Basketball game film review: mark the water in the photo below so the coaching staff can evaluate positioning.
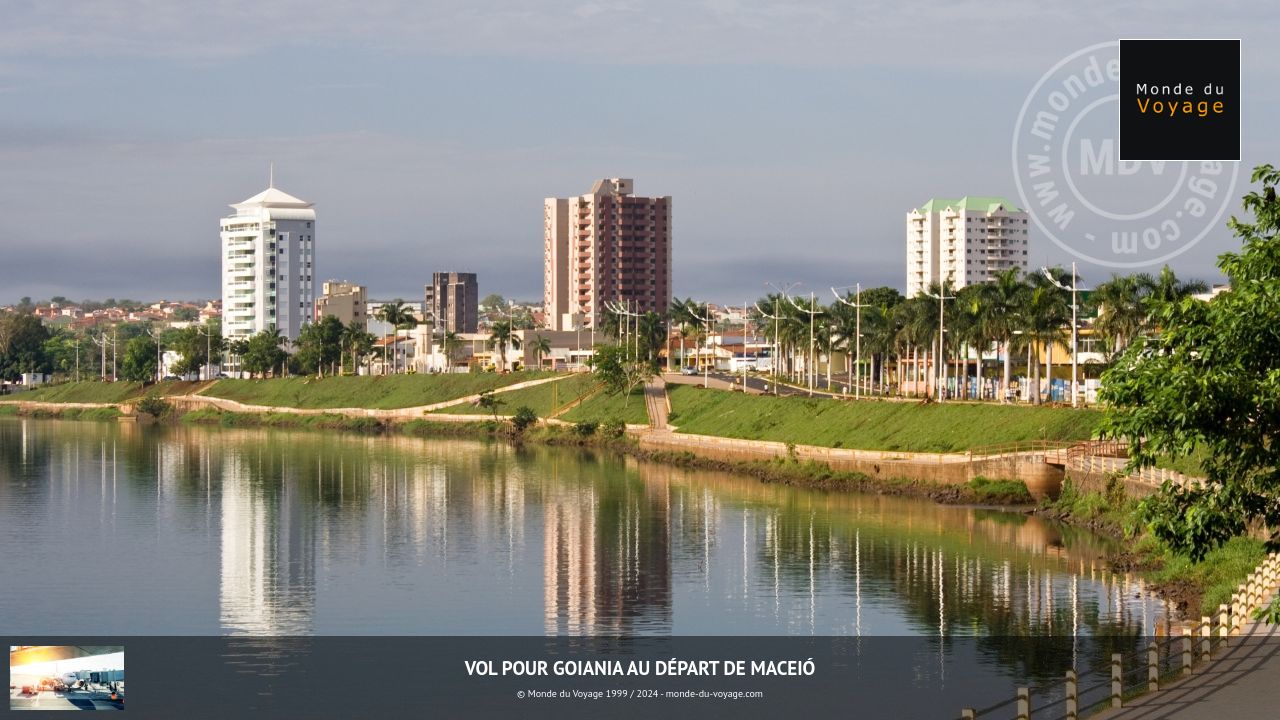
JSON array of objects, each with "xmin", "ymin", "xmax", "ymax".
[{"xmin": 0, "ymin": 417, "xmax": 1166, "ymax": 638}]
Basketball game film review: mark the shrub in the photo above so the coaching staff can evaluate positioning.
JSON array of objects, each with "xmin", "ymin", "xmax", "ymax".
[
  {"xmin": 136, "ymin": 395, "xmax": 171, "ymax": 418},
  {"xmin": 511, "ymin": 406, "xmax": 538, "ymax": 433},
  {"xmin": 600, "ymin": 418, "xmax": 626, "ymax": 439},
  {"xmin": 573, "ymin": 420, "xmax": 598, "ymax": 437}
]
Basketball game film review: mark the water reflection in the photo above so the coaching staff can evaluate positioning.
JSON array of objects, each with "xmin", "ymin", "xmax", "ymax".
[{"xmin": 0, "ymin": 418, "xmax": 1167, "ymax": 647}]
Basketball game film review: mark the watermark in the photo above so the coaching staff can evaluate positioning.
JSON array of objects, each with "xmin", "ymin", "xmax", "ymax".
[{"xmin": 1011, "ymin": 41, "xmax": 1238, "ymax": 268}]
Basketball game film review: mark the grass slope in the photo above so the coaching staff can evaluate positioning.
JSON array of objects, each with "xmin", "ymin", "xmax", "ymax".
[
  {"xmin": 561, "ymin": 387, "xmax": 650, "ymax": 425},
  {"xmin": 667, "ymin": 385, "xmax": 1102, "ymax": 452},
  {"xmin": 11, "ymin": 380, "xmax": 207, "ymax": 404},
  {"xmin": 201, "ymin": 372, "xmax": 556, "ymax": 410},
  {"xmin": 436, "ymin": 373, "xmax": 599, "ymax": 416}
]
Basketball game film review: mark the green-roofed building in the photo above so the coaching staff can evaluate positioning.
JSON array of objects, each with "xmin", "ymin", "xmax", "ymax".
[{"xmin": 906, "ymin": 195, "xmax": 1029, "ymax": 297}]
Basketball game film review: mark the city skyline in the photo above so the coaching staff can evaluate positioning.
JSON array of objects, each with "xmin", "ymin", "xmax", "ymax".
[{"xmin": 2, "ymin": 3, "xmax": 1278, "ymax": 304}]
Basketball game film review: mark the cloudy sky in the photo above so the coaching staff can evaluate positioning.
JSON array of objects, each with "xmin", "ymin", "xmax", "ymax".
[{"xmin": 2, "ymin": 1, "xmax": 1277, "ymax": 305}]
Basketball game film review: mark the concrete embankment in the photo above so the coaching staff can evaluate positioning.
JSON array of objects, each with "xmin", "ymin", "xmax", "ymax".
[{"xmin": 635, "ymin": 430, "xmax": 1065, "ymax": 499}]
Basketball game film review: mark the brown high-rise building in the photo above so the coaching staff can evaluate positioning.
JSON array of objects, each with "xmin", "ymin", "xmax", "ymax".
[
  {"xmin": 543, "ymin": 178, "xmax": 671, "ymax": 331},
  {"xmin": 424, "ymin": 272, "xmax": 478, "ymax": 333}
]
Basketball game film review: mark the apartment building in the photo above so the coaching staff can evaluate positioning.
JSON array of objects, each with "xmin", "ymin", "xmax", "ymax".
[
  {"xmin": 423, "ymin": 272, "xmax": 478, "ymax": 333},
  {"xmin": 906, "ymin": 197, "xmax": 1028, "ymax": 297},
  {"xmin": 315, "ymin": 281, "xmax": 367, "ymax": 327},
  {"xmin": 220, "ymin": 182, "xmax": 316, "ymax": 341},
  {"xmin": 544, "ymin": 178, "xmax": 671, "ymax": 331}
]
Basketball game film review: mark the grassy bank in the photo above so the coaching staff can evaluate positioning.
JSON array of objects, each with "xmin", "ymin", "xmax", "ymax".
[
  {"xmin": 433, "ymin": 373, "xmax": 598, "ymax": 416},
  {"xmin": 9, "ymin": 380, "xmax": 209, "ymax": 404},
  {"xmin": 199, "ymin": 372, "xmax": 556, "ymax": 410},
  {"xmin": 667, "ymin": 385, "xmax": 1103, "ymax": 452},
  {"xmin": 560, "ymin": 387, "xmax": 650, "ymax": 425},
  {"xmin": 0, "ymin": 404, "xmax": 122, "ymax": 421},
  {"xmin": 1040, "ymin": 478, "xmax": 1267, "ymax": 616}
]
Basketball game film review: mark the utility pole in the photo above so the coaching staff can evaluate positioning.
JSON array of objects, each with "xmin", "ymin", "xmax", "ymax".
[
  {"xmin": 686, "ymin": 304, "xmax": 712, "ymax": 389},
  {"xmin": 832, "ymin": 284, "xmax": 869, "ymax": 399},
  {"xmin": 787, "ymin": 292, "xmax": 823, "ymax": 396},
  {"xmin": 925, "ymin": 287, "xmax": 954, "ymax": 402}
]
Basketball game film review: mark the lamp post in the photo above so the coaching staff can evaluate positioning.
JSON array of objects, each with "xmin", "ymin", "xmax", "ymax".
[
  {"xmin": 1043, "ymin": 262, "xmax": 1083, "ymax": 407},
  {"xmin": 145, "ymin": 327, "xmax": 164, "ymax": 384},
  {"xmin": 924, "ymin": 287, "xmax": 954, "ymax": 402},
  {"xmin": 787, "ymin": 292, "xmax": 823, "ymax": 396},
  {"xmin": 759, "ymin": 281, "xmax": 800, "ymax": 396},
  {"xmin": 832, "ymin": 284, "xmax": 869, "ymax": 399},
  {"xmin": 686, "ymin": 304, "xmax": 713, "ymax": 389}
]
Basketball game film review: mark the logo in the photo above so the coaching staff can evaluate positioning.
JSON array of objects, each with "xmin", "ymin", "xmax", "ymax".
[{"xmin": 1011, "ymin": 41, "xmax": 1238, "ymax": 268}]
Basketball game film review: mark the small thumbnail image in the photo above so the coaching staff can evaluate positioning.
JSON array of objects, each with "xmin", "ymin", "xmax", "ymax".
[{"xmin": 10, "ymin": 646, "xmax": 124, "ymax": 711}]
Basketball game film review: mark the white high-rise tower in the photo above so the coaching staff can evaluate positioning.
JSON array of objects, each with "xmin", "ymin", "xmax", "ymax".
[{"xmin": 220, "ymin": 175, "xmax": 316, "ymax": 343}]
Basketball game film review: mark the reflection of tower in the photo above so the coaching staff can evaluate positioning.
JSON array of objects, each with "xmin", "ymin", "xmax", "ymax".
[
  {"xmin": 543, "ymin": 490, "xmax": 597, "ymax": 634},
  {"xmin": 542, "ymin": 459, "xmax": 673, "ymax": 635},
  {"xmin": 219, "ymin": 453, "xmax": 316, "ymax": 635}
]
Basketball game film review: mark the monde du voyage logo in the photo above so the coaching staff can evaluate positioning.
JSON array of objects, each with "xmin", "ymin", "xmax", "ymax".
[{"xmin": 1013, "ymin": 40, "xmax": 1240, "ymax": 268}]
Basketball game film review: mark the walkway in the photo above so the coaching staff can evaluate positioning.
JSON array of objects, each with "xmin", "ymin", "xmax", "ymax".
[
  {"xmin": 1095, "ymin": 623, "xmax": 1280, "ymax": 720},
  {"xmin": 643, "ymin": 377, "xmax": 669, "ymax": 430}
]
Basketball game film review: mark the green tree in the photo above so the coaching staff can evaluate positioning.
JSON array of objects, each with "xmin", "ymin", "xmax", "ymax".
[
  {"xmin": 476, "ymin": 389, "xmax": 505, "ymax": 421},
  {"xmin": 119, "ymin": 335, "xmax": 158, "ymax": 382},
  {"xmin": 488, "ymin": 320, "xmax": 520, "ymax": 372},
  {"xmin": 1100, "ymin": 164, "xmax": 1280, "ymax": 559},
  {"xmin": 0, "ymin": 313, "xmax": 52, "ymax": 380},
  {"xmin": 530, "ymin": 334, "xmax": 551, "ymax": 369},
  {"xmin": 376, "ymin": 300, "xmax": 414, "ymax": 374},
  {"xmin": 295, "ymin": 315, "xmax": 345, "ymax": 376},
  {"xmin": 511, "ymin": 405, "xmax": 538, "ymax": 433},
  {"xmin": 341, "ymin": 321, "xmax": 376, "ymax": 375},
  {"xmin": 242, "ymin": 329, "xmax": 287, "ymax": 379},
  {"xmin": 590, "ymin": 343, "xmax": 652, "ymax": 403}
]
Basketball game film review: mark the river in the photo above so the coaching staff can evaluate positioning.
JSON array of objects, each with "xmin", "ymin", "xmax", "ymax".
[{"xmin": 0, "ymin": 417, "xmax": 1166, "ymax": 639}]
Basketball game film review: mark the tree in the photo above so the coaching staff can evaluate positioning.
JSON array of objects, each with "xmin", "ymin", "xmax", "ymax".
[
  {"xmin": 1100, "ymin": 164, "xmax": 1280, "ymax": 559},
  {"xmin": 0, "ymin": 313, "xmax": 51, "ymax": 380},
  {"xmin": 978, "ymin": 269, "xmax": 1028, "ymax": 401},
  {"xmin": 378, "ymin": 300, "xmax": 417, "ymax": 374},
  {"xmin": 166, "ymin": 322, "xmax": 224, "ymax": 378},
  {"xmin": 488, "ymin": 320, "xmax": 520, "ymax": 372},
  {"xmin": 442, "ymin": 331, "xmax": 461, "ymax": 369},
  {"xmin": 530, "ymin": 334, "xmax": 551, "ymax": 369},
  {"xmin": 341, "ymin": 321, "xmax": 375, "ymax": 375},
  {"xmin": 480, "ymin": 294, "xmax": 506, "ymax": 313},
  {"xmin": 242, "ymin": 329, "xmax": 287, "ymax": 379},
  {"xmin": 119, "ymin": 335, "xmax": 158, "ymax": 382},
  {"xmin": 295, "ymin": 316, "xmax": 345, "ymax": 376},
  {"xmin": 1092, "ymin": 272, "xmax": 1155, "ymax": 359},
  {"xmin": 511, "ymin": 406, "xmax": 538, "ymax": 433},
  {"xmin": 475, "ymin": 389, "xmax": 505, "ymax": 421},
  {"xmin": 590, "ymin": 343, "xmax": 652, "ymax": 403}
]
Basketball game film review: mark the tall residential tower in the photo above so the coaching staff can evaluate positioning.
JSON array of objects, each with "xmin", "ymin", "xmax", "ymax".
[
  {"xmin": 543, "ymin": 178, "xmax": 671, "ymax": 331},
  {"xmin": 905, "ymin": 196, "xmax": 1028, "ymax": 297},
  {"xmin": 220, "ymin": 182, "xmax": 316, "ymax": 342},
  {"xmin": 424, "ymin": 272, "xmax": 478, "ymax": 333}
]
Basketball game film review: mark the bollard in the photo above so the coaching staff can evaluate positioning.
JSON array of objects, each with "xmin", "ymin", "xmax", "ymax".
[
  {"xmin": 1148, "ymin": 641, "xmax": 1159, "ymax": 693},
  {"xmin": 1201, "ymin": 616, "xmax": 1212, "ymax": 661},
  {"xmin": 1065, "ymin": 669, "xmax": 1078, "ymax": 720},
  {"xmin": 1182, "ymin": 629, "xmax": 1193, "ymax": 676},
  {"xmin": 1017, "ymin": 687, "xmax": 1030, "ymax": 720},
  {"xmin": 1232, "ymin": 593, "xmax": 1243, "ymax": 635},
  {"xmin": 961, "ymin": 709, "xmax": 975, "ymax": 720},
  {"xmin": 1111, "ymin": 653, "xmax": 1122, "ymax": 708},
  {"xmin": 1219, "ymin": 604, "xmax": 1230, "ymax": 644}
]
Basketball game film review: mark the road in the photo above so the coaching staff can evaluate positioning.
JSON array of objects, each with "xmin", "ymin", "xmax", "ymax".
[{"xmin": 10, "ymin": 687, "xmax": 124, "ymax": 711}]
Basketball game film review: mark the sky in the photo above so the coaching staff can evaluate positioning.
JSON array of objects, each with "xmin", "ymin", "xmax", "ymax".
[{"xmin": 1, "ymin": 1, "xmax": 1278, "ymax": 305}]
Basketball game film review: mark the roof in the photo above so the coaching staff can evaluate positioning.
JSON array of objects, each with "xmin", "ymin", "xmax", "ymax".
[
  {"xmin": 915, "ymin": 196, "xmax": 1022, "ymax": 214},
  {"xmin": 231, "ymin": 185, "xmax": 313, "ymax": 210}
]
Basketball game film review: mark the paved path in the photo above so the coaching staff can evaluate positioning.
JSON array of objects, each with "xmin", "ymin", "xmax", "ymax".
[
  {"xmin": 1095, "ymin": 623, "xmax": 1280, "ymax": 720},
  {"xmin": 643, "ymin": 377, "xmax": 669, "ymax": 429}
]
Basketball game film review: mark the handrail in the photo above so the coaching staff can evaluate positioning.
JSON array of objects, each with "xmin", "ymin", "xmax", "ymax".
[{"xmin": 958, "ymin": 550, "xmax": 1280, "ymax": 719}]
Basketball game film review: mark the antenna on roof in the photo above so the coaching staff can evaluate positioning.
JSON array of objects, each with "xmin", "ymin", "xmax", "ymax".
[{"xmin": 269, "ymin": 162, "xmax": 275, "ymax": 188}]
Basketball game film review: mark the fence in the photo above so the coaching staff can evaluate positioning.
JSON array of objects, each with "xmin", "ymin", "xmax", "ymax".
[{"xmin": 955, "ymin": 551, "xmax": 1280, "ymax": 720}]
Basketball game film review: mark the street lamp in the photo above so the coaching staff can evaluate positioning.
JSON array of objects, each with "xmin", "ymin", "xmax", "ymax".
[
  {"xmin": 924, "ymin": 287, "xmax": 954, "ymax": 402},
  {"xmin": 759, "ymin": 281, "xmax": 800, "ymax": 395},
  {"xmin": 685, "ymin": 303, "xmax": 713, "ymax": 389},
  {"xmin": 831, "ymin": 284, "xmax": 869, "ymax": 399},
  {"xmin": 1043, "ymin": 262, "xmax": 1084, "ymax": 407},
  {"xmin": 787, "ymin": 292, "xmax": 823, "ymax": 397}
]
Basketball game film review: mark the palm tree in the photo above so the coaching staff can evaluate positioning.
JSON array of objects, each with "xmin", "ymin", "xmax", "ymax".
[
  {"xmin": 376, "ymin": 300, "xmax": 412, "ymax": 374},
  {"xmin": 1146, "ymin": 265, "xmax": 1209, "ymax": 313},
  {"xmin": 340, "ymin": 321, "xmax": 375, "ymax": 375},
  {"xmin": 442, "ymin": 331, "xmax": 460, "ymax": 370},
  {"xmin": 531, "ymin": 334, "xmax": 551, "ymax": 370},
  {"xmin": 1091, "ymin": 272, "xmax": 1154, "ymax": 360},
  {"xmin": 1020, "ymin": 272, "xmax": 1070, "ymax": 404},
  {"xmin": 978, "ymin": 268, "xmax": 1027, "ymax": 401},
  {"xmin": 489, "ymin": 320, "xmax": 520, "ymax": 372}
]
